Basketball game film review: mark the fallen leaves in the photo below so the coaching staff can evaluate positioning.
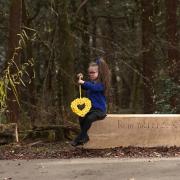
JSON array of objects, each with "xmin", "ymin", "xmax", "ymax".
[{"xmin": 0, "ymin": 142, "xmax": 180, "ymax": 160}]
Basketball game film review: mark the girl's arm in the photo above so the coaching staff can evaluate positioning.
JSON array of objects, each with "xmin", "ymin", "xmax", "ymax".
[
  {"xmin": 78, "ymin": 78, "xmax": 104, "ymax": 91},
  {"xmin": 81, "ymin": 81, "xmax": 104, "ymax": 91},
  {"xmin": 77, "ymin": 74, "xmax": 88, "ymax": 90},
  {"xmin": 78, "ymin": 79, "xmax": 87, "ymax": 90}
]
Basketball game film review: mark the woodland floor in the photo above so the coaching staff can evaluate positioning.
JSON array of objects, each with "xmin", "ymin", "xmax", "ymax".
[{"xmin": 1, "ymin": 140, "xmax": 180, "ymax": 160}]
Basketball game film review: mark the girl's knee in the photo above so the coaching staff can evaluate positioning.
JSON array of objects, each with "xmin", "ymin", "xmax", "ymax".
[{"xmin": 85, "ymin": 117, "xmax": 93, "ymax": 123}]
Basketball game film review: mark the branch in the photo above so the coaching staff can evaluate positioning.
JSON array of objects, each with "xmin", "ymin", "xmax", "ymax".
[{"xmin": 76, "ymin": 0, "xmax": 89, "ymax": 15}]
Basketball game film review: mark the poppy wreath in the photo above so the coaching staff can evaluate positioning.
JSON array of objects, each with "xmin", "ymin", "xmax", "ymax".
[{"xmin": 71, "ymin": 97, "xmax": 91, "ymax": 117}]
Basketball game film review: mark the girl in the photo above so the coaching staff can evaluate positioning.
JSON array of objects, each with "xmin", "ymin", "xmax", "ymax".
[{"xmin": 71, "ymin": 57, "xmax": 111, "ymax": 146}]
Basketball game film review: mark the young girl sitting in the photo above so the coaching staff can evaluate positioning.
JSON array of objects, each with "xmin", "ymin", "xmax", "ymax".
[{"xmin": 71, "ymin": 57, "xmax": 111, "ymax": 146}]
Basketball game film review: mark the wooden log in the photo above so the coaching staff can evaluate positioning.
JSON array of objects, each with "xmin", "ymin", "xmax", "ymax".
[
  {"xmin": 23, "ymin": 124, "xmax": 80, "ymax": 142},
  {"xmin": 84, "ymin": 114, "xmax": 180, "ymax": 149},
  {"xmin": 32, "ymin": 124, "xmax": 79, "ymax": 133},
  {"xmin": 0, "ymin": 123, "xmax": 18, "ymax": 145},
  {"xmin": 24, "ymin": 129, "xmax": 59, "ymax": 142}
]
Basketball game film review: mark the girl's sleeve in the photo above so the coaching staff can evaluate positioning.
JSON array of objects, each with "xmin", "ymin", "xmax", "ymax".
[
  {"xmin": 81, "ymin": 84, "xmax": 88, "ymax": 90},
  {"xmin": 82, "ymin": 81, "xmax": 104, "ymax": 91}
]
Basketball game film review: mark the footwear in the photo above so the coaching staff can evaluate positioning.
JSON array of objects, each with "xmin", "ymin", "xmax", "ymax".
[
  {"xmin": 78, "ymin": 136, "xmax": 89, "ymax": 144},
  {"xmin": 70, "ymin": 136, "xmax": 89, "ymax": 147},
  {"xmin": 70, "ymin": 140, "xmax": 83, "ymax": 147}
]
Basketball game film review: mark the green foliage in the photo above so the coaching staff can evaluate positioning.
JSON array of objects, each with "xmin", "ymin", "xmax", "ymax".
[
  {"xmin": 0, "ymin": 113, "xmax": 6, "ymax": 124},
  {"xmin": 0, "ymin": 0, "xmax": 179, "ymax": 119},
  {"xmin": 155, "ymin": 77, "xmax": 180, "ymax": 113},
  {"xmin": 0, "ymin": 30, "xmax": 35, "ymax": 118}
]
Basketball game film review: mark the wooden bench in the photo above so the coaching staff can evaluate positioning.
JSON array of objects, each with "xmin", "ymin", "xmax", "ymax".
[{"xmin": 83, "ymin": 114, "xmax": 180, "ymax": 149}]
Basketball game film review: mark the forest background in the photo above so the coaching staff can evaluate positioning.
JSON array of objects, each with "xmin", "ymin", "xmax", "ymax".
[{"xmin": 0, "ymin": 0, "xmax": 179, "ymax": 131}]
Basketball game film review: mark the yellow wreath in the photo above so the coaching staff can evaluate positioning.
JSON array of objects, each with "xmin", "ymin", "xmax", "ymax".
[{"xmin": 70, "ymin": 85, "xmax": 91, "ymax": 117}]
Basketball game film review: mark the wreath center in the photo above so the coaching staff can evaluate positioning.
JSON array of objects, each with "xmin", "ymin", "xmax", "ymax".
[
  {"xmin": 71, "ymin": 97, "xmax": 91, "ymax": 117},
  {"xmin": 77, "ymin": 103, "xmax": 85, "ymax": 110}
]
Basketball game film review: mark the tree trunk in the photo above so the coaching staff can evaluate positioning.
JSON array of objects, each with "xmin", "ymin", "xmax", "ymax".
[
  {"xmin": 165, "ymin": 0, "xmax": 179, "ymax": 84},
  {"xmin": 165, "ymin": 0, "xmax": 179, "ymax": 113},
  {"xmin": 56, "ymin": 0, "xmax": 75, "ymax": 120},
  {"xmin": 81, "ymin": 1, "xmax": 90, "ymax": 70},
  {"xmin": 6, "ymin": 0, "xmax": 24, "ymax": 123},
  {"xmin": 22, "ymin": 0, "xmax": 36, "ymax": 127},
  {"xmin": 141, "ymin": 0, "xmax": 155, "ymax": 113}
]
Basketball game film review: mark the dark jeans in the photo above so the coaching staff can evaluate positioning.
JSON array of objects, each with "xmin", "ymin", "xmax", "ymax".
[{"xmin": 76, "ymin": 109, "xmax": 107, "ymax": 141}]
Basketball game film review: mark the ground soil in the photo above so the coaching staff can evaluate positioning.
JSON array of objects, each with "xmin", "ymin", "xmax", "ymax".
[{"xmin": 1, "ymin": 141, "xmax": 180, "ymax": 160}]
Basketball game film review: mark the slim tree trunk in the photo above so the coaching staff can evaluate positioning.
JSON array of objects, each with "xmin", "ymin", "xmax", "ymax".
[
  {"xmin": 165, "ymin": 0, "xmax": 179, "ymax": 112},
  {"xmin": 141, "ymin": 0, "xmax": 155, "ymax": 113},
  {"xmin": 100, "ymin": 17, "xmax": 119, "ymax": 112},
  {"xmin": 81, "ymin": 1, "xmax": 90, "ymax": 70},
  {"xmin": 165, "ymin": 0, "xmax": 179, "ymax": 84},
  {"xmin": 6, "ymin": 0, "xmax": 23, "ymax": 123},
  {"xmin": 22, "ymin": 0, "xmax": 36, "ymax": 127},
  {"xmin": 56, "ymin": 0, "xmax": 75, "ymax": 120}
]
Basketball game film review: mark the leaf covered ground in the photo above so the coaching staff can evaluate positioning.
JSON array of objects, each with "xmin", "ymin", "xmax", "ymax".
[{"xmin": 1, "ymin": 141, "xmax": 180, "ymax": 160}]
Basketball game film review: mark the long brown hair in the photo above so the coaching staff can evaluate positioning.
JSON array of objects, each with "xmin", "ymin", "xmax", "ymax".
[{"xmin": 89, "ymin": 57, "xmax": 111, "ymax": 97}]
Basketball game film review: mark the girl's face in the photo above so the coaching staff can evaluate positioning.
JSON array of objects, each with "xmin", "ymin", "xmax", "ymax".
[{"xmin": 88, "ymin": 66, "xmax": 99, "ymax": 81}]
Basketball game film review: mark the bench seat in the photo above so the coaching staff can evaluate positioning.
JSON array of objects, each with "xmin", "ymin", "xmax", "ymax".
[{"xmin": 84, "ymin": 114, "xmax": 180, "ymax": 149}]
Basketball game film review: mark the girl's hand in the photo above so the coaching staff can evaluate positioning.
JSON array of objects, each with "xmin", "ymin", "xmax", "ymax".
[
  {"xmin": 78, "ymin": 79, "xmax": 85, "ymax": 84},
  {"xmin": 77, "ymin": 73, "xmax": 83, "ymax": 79}
]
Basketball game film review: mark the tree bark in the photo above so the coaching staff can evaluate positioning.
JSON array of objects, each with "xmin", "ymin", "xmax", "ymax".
[
  {"xmin": 141, "ymin": 0, "xmax": 156, "ymax": 113},
  {"xmin": 165, "ymin": 0, "xmax": 179, "ymax": 112},
  {"xmin": 6, "ymin": 0, "xmax": 23, "ymax": 123},
  {"xmin": 81, "ymin": 0, "xmax": 90, "ymax": 70},
  {"xmin": 165, "ymin": 0, "xmax": 179, "ymax": 84},
  {"xmin": 22, "ymin": 0, "xmax": 36, "ymax": 127},
  {"xmin": 56, "ymin": 0, "xmax": 75, "ymax": 120}
]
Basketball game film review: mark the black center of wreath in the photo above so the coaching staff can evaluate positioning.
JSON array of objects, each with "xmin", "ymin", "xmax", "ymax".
[{"xmin": 77, "ymin": 104, "xmax": 85, "ymax": 110}]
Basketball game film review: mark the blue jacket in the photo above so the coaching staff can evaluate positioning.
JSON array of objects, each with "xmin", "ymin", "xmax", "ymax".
[{"xmin": 82, "ymin": 81, "xmax": 106, "ymax": 112}]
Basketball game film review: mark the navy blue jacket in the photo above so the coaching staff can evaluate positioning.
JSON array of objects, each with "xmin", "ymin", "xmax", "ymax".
[{"xmin": 82, "ymin": 81, "xmax": 106, "ymax": 113}]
